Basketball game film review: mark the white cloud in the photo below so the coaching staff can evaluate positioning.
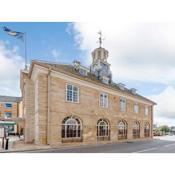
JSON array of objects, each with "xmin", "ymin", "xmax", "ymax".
[
  {"xmin": 149, "ymin": 86, "xmax": 175, "ymax": 126},
  {"xmin": 71, "ymin": 22, "xmax": 175, "ymax": 126},
  {"xmin": 71, "ymin": 22, "xmax": 175, "ymax": 85},
  {"xmin": 0, "ymin": 41, "xmax": 24, "ymax": 96},
  {"xmin": 51, "ymin": 49, "xmax": 61, "ymax": 61}
]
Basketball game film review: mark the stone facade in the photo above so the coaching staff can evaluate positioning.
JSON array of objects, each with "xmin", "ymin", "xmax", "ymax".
[
  {"xmin": 20, "ymin": 71, "xmax": 35, "ymax": 142},
  {"xmin": 20, "ymin": 66, "xmax": 155, "ymax": 145},
  {"xmin": 20, "ymin": 46, "xmax": 155, "ymax": 146}
]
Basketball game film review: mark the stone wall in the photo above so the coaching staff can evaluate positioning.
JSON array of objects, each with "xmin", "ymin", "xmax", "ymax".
[
  {"xmin": 22, "ymin": 69, "xmax": 154, "ymax": 146},
  {"xmin": 45, "ymin": 75, "xmax": 153, "ymax": 145},
  {"xmin": 34, "ymin": 74, "xmax": 48, "ymax": 144},
  {"xmin": 23, "ymin": 77, "xmax": 35, "ymax": 143}
]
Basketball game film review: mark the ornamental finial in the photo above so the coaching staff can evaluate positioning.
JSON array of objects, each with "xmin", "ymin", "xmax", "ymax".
[{"xmin": 98, "ymin": 31, "xmax": 104, "ymax": 47}]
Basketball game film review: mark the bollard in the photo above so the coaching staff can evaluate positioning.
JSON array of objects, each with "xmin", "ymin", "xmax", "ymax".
[
  {"xmin": 5, "ymin": 138, "xmax": 9, "ymax": 150},
  {"xmin": 2, "ymin": 138, "xmax": 4, "ymax": 149}
]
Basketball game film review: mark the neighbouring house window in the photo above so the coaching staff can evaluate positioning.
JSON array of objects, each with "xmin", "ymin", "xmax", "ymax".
[
  {"xmin": 62, "ymin": 116, "xmax": 82, "ymax": 139},
  {"xmin": 66, "ymin": 84, "xmax": 79, "ymax": 103},
  {"xmin": 119, "ymin": 97, "xmax": 126, "ymax": 112},
  {"xmin": 133, "ymin": 121, "xmax": 140, "ymax": 139},
  {"xmin": 4, "ymin": 112, "xmax": 12, "ymax": 119},
  {"xmin": 100, "ymin": 93, "xmax": 108, "ymax": 108},
  {"xmin": 134, "ymin": 103, "xmax": 139, "ymax": 113},
  {"xmin": 97, "ymin": 119, "xmax": 110, "ymax": 141},
  {"xmin": 5, "ymin": 103, "xmax": 12, "ymax": 108},
  {"xmin": 144, "ymin": 122, "xmax": 150, "ymax": 137},
  {"xmin": 145, "ymin": 106, "xmax": 149, "ymax": 116},
  {"xmin": 118, "ymin": 120, "xmax": 127, "ymax": 140}
]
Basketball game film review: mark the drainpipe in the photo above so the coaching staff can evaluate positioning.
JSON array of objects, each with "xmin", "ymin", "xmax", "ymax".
[
  {"xmin": 47, "ymin": 68, "xmax": 51, "ymax": 145},
  {"xmin": 151, "ymin": 106, "xmax": 153, "ymax": 138},
  {"xmin": 16, "ymin": 102, "xmax": 19, "ymax": 135}
]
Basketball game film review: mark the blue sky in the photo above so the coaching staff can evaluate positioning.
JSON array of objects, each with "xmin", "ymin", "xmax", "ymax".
[
  {"xmin": 0, "ymin": 22, "xmax": 86, "ymax": 64},
  {"xmin": 0, "ymin": 22, "xmax": 168, "ymax": 96},
  {"xmin": 0, "ymin": 22, "xmax": 175, "ymax": 126},
  {"xmin": 0, "ymin": 22, "xmax": 168, "ymax": 95}
]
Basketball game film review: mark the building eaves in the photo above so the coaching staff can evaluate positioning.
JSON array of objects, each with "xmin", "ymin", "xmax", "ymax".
[
  {"xmin": 29, "ymin": 60, "xmax": 156, "ymax": 105},
  {"xmin": 0, "ymin": 96, "xmax": 21, "ymax": 103}
]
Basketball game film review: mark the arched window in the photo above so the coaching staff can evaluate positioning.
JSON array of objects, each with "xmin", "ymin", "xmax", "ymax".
[
  {"xmin": 118, "ymin": 120, "xmax": 127, "ymax": 140},
  {"xmin": 62, "ymin": 116, "xmax": 82, "ymax": 139},
  {"xmin": 97, "ymin": 119, "xmax": 110, "ymax": 141},
  {"xmin": 133, "ymin": 121, "xmax": 140, "ymax": 139},
  {"xmin": 144, "ymin": 122, "xmax": 150, "ymax": 137}
]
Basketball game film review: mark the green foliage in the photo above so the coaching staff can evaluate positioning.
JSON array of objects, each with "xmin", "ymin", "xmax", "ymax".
[{"xmin": 158, "ymin": 125, "xmax": 170, "ymax": 133}]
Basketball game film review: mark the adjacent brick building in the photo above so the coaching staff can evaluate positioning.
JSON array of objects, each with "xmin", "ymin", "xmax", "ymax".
[
  {"xmin": 20, "ymin": 45, "xmax": 156, "ymax": 146},
  {"xmin": 0, "ymin": 95, "xmax": 22, "ymax": 134}
]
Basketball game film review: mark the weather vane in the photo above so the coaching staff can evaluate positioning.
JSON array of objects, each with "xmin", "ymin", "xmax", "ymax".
[{"xmin": 98, "ymin": 31, "xmax": 105, "ymax": 48}]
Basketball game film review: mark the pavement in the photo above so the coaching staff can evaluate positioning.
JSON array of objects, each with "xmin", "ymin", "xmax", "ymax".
[
  {"xmin": 0, "ymin": 135, "xmax": 23, "ymax": 151},
  {"xmin": 27, "ymin": 135, "xmax": 175, "ymax": 153},
  {"xmin": 0, "ymin": 135, "xmax": 51, "ymax": 152},
  {"xmin": 1, "ymin": 135, "xmax": 175, "ymax": 153}
]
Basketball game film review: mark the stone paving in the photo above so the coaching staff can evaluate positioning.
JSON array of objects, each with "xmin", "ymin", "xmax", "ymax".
[
  {"xmin": 0, "ymin": 136, "xmax": 24, "ymax": 152},
  {"xmin": 1, "ymin": 135, "xmax": 123, "ymax": 152},
  {"xmin": 0, "ymin": 135, "xmax": 95, "ymax": 152},
  {"xmin": 0, "ymin": 136, "xmax": 52, "ymax": 152},
  {"xmin": 1, "ymin": 135, "xmax": 175, "ymax": 153}
]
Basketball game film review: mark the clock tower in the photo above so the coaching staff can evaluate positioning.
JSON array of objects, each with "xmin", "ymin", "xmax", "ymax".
[{"xmin": 90, "ymin": 31, "xmax": 112, "ymax": 84}]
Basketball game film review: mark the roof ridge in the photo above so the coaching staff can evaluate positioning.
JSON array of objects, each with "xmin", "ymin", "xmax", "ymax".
[{"xmin": 30, "ymin": 60, "xmax": 156, "ymax": 105}]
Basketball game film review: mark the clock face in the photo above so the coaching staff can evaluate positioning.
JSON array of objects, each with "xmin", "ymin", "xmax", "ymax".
[{"xmin": 91, "ymin": 61, "xmax": 111, "ymax": 80}]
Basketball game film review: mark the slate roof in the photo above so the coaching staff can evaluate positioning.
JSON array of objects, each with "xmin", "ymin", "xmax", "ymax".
[
  {"xmin": 0, "ymin": 95, "xmax": 21, "ymax": 103},
  {"xmin": 29, "ymin": 60, "xmax": 156, "ymax": 105}
]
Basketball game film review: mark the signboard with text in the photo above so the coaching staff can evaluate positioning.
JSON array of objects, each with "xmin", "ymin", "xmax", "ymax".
[{"xmin": 0, "ymin": 127, "xmax": 5, "ymax": 138}]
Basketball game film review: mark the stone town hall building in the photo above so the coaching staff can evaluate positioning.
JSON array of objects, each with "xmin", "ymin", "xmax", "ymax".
[{"xmin": 20, "ymin": 41, "xmax": 156, "ymax": 146}]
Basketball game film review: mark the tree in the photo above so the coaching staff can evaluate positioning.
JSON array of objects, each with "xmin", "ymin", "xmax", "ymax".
[{"xmin": 159, "ymin": 125, "xmax": 170, "ymax": 134}]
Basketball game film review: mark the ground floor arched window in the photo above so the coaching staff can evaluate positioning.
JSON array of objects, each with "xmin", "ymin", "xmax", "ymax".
[
  {"xmin": 144, "ymin": 122, "xmax": 150, "ymax": 137},
  {"xmin": 97, "ymin": 119, "xmax": 110, "ymax": 141},
  {"xmin": 118, "ymin": 120, "xmax": 127, "ymax": 140},
  {"xmin": 62, "ymin": 116, "xmax": 82, "ymax": 141},
  {"xmin": 133, "ymin": 121, "xmax": 140, "ymax": 139}
]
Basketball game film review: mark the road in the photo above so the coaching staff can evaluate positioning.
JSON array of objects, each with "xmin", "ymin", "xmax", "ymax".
[{"xmin": 24, "ymin": 135, "xmax": 175, "ymax": 153}]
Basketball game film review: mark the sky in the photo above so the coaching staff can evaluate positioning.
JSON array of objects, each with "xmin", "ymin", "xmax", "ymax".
[{"xmin": 0, "ymin": 22, "xmax": 175, "ymax": 126}]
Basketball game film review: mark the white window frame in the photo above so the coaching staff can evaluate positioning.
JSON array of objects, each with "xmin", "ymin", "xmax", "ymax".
[
  {"xmin": 66, "ymin": 83, "xmax": 79, "ymax": 103},
  {"xmin": 4, "ymin": 103, "xmax": 13, "ymax": 108},
  {"xmin": 145, "ymin": 106, "xmax": 149, "ymax": 116},
  {"xmin": 119, "ymin": 97, "xmax": 126, "ymax": 112},
  {"xmin": 97, "ymin": 119, "xmax": 109, "ymax": 137},
  {"xmin": 102, "ymin": 76, "xmax": 109, "ymax": 84},
  {"xmin": 4, "ymin": 112, "xmax": 12, "ymax": 119},
  {"xmin": 99, "ymin": 93, "xmax": 108, "ymax": 108},
  {"xmin": 134, "ymin": 102, "xmax": 139, "ymax": 113},
  {"xmin": 62, "ymin": 117, "xmax": 82, "ymax": 138}
]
